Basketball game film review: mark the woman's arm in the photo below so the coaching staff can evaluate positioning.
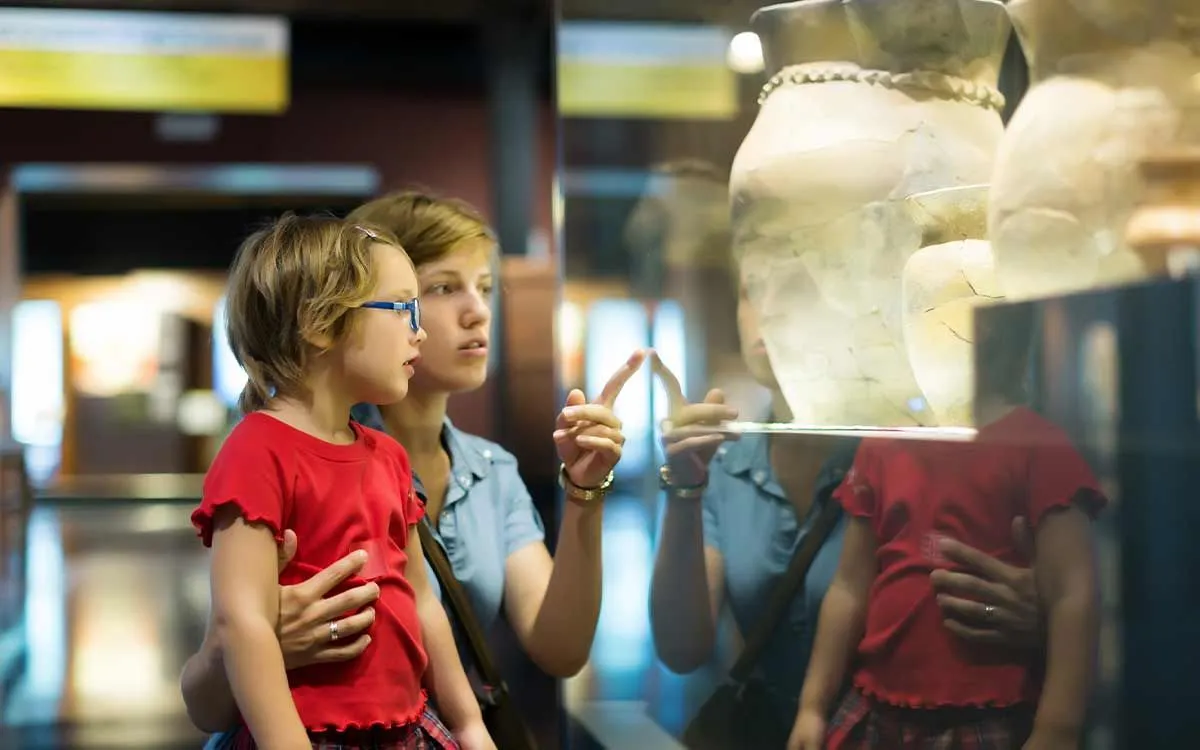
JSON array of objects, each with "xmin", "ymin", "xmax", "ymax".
[
  {"xmin": 501, "ymin": 352, "xmax": 645, "ymax": 677},
  {"xmin": 649, "ymin": 492, "xmax": 726, "ymax": 673},
  {"xmin": 503, "ymin": 501, "xmax": 603, "ymax": 677},
  {"xmin": 180, "ymin": 615, "xmax": 236, "ymax": 733},
  {"xmin": 647, "ymin": 360, "xmax": 738, "ymax": 672},
  {"xmin": 1025, "ymin": 506, "xmax": 1098, "ymax": 748},
  {"xmin": 180, "ymin": 531, "xmax": 381, "ymax": 733},
  {"xmin": 406, "ymin": 527, "xmax": 488, "ymax": 739},
  {"xmin": 790, "ymin": 516, "xmax": 878, "ymax": 750},
  {"xmin": 209, "ymin": 508, "xmax": 310, "ymax": 749}
]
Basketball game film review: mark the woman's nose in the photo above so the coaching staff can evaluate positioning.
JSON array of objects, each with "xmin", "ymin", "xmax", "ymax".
[{"xmin": 463, "ymin": 292, "xmax": 491, "ymax": 325}]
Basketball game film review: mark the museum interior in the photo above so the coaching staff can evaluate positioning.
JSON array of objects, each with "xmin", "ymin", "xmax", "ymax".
[{"xmin": 0, "ymin": 0, "xmax": 1197, "ymax": 748}]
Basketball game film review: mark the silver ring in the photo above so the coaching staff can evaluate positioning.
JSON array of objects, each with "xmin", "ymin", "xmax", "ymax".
[
  {"xmin": 329, "ymin": 621, "xmax": 340, "ymax": 642},
  {"xmin": 983, "ymin": 604, "xmax": 996, "ymax": 620}
]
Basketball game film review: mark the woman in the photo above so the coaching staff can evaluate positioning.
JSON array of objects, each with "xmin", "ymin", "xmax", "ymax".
[
  {"xmin": 181, "ymin": 190, "xmax": 644, "ymax": 737},
  {"xmin": 648, "ymin": 273, "xmax": 1044, "ymax": 740}
]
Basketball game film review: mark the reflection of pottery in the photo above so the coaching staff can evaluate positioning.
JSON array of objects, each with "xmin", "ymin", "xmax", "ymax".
[
  {"xmin": 1125, "ymin": 148, "xmax": 1200, "ymax": 278},
  {"xmin": 902, "ymin": 185, "xmax": 1002, "ymax": 426},
  {"xmin": 731, "ymin": 0, "xmax": 1010, "ymax": 426},
  {"xmin": 624, "ymin": 161, "xmax": 741, "ymax": 394},
  {"xmin": 989, "ymin": 0, "xmax": 1200, "ymax": 300}
]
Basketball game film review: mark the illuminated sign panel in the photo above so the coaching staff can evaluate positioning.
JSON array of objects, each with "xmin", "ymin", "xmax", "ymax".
[{"xmin": 0, "ymin": 8, "xmax": 288, "ymax": 113}]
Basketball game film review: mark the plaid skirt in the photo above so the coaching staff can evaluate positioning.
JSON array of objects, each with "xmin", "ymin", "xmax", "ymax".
[
  {"xmin": 206, "ymin": 707, "xmax": 458, "ymax": 750},
  {"xmin": 824, "ymin": 688, "xmax": 1034, "ymax": 750}
]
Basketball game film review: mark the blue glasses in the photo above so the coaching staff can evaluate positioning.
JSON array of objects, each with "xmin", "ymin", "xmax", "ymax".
[{"xmin": 360, "ymin": 299, "xmax": 421, "ymax": 332}]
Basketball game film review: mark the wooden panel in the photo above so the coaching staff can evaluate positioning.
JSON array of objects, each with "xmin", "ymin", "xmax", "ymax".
[
  {"xmin": 499, "ymin": 256, "xmax": 559, "ymax": 486},
  {"xmin": 0, "ymin": 180, "xmax": 16, "ymax": 446}
]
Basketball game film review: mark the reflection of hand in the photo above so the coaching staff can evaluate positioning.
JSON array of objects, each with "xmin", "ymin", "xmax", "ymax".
[
  {"xmin": 931, "ymin": 517, "xmax": 1041, "ymax": 649},
  {"xmin": 556, "ymin": 349, "xmax": 646, "ymax": 490},
  {"xmin": 786, "ymin": 709, "xmax": 827, "ymax": 750},
  {"xmin": 276, "ymin": 530, "xmax": 380, "ymax": 669},
  {"xmin": 650, "ymin": 351, "xmax": 738, "ymax": 487}
]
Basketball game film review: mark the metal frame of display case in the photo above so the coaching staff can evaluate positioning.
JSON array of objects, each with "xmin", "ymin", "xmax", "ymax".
[{"xmin": 975, "ymin": 276, "xmax": 1200, "ymax": 748}]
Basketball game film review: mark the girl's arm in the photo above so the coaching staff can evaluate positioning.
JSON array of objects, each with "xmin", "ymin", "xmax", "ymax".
[
  {"xmin": 791, "ymin": 516, "xmax": 878, "ymax": 748},
  {"xmin": 406, "ymin": 526, "xmax": 488, "ymax": 737},
  {"xmin": 210, "ymin": 506, "xmax": 310, "ymax": 749},
  {"xmin": 1025, "ymin": 505, "xmax": 1098, "ymax": 748}
]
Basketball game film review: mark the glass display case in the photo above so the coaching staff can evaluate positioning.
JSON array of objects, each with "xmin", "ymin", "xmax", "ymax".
[{"xmin": 555, "ymin": 0, "xmax": 1200, "ymax": 748}]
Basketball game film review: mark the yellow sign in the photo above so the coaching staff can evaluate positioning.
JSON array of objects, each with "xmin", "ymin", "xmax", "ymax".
[
  {"xmin": 0, "ymin": 9, "xmax": 288, "ymax": 113},
  {"xmin": 558, "ymin": 23, "xmax": 736, "ymax": 121}
]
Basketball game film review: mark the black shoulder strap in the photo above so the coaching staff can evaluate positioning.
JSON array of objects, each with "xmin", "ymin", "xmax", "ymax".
[
  {"xmin": 419, "ymin": 519, "xmax": 506, "ymax": 689},
  {"xmin": 729, "ymin": 499, "xmax": 842, "ymax": 683}
]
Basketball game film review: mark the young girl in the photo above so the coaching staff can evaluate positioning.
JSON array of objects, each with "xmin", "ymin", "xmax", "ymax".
[
  {"xmin": 191, "ymin": 215, "xmax": 493, "ymax": 750},
  {"xmin": 790, "ymin": 304, "xmax": 1105, "ymax": 750}
]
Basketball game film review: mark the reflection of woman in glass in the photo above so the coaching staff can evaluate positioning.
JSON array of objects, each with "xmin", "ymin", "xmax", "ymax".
[
  {"xmin": 182, "ymin": 191, "xmax": 644, "ymax": 741},
  {"xmin": 649, "ymin": 271, "xmax": 1045, "ymax": 744},
  {"xmin": 790, "ymin": 305, "xmax": 1105, "ymax": 750}
]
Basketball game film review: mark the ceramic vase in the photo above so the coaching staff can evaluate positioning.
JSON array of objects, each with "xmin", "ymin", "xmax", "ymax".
[
  {"xmin": 989, "ymin": 0, "xmax": 1200, "ymax": 301},
  {"xmin": 901, "ymin": 185, "xmax": 1002, "ymax": 427},
  {"xmin": 730, "ymin": 0, "xmax": 1010, "ymax": 426}
]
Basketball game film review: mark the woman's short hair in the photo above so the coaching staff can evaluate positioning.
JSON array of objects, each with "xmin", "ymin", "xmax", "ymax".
[
  {"xmin": 347, "ymin": 189, "xmax": 495, "ymax": 268},
  {"xmin": 224, "ymin": 213, "xmax": 403, "ymax": 414}
]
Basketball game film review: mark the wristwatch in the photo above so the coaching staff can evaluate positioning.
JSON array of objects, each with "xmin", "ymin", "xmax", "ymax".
[
  {"xmin": 658, "ymin": 464, "xmax": 707, "ymax": 499},
  {"xmin": 559, "ymin": 464, "xmax": 614, "ymax": 504}
]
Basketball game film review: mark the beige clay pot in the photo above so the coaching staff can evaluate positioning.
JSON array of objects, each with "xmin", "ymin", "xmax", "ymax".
[
  {"xmin": 730, "ymin": 0, "xmax": 1010, "ymax": 426},
  {"xmin": 989, "ymin": 0, "xmax": 1200, "ymax": 301},
  {"xmin": 901, "ymin": 185, "xmax": 1002, "ymax": 427}
]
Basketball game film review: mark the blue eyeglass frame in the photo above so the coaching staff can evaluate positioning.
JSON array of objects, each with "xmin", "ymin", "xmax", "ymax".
[{"xmin": 360, "ymin": 299, "xmax": 421, "ymax": 332}]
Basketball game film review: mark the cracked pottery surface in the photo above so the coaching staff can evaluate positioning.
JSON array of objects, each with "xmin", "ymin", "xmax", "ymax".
[
  {"xmin": 731, "ymin": 0, "xmax": 1010, "ymax": 426},
  {"xmin": 989, "ymin": 0, "xmax": 1200, "ymax": 301},
  {"xmin": 902, "ymin": 185, "xmax": 1002, "ymax": 427}
]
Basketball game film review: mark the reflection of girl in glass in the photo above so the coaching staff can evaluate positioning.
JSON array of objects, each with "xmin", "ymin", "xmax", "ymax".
[
  {"xmin": 650, "ymin": 268, "xmax": 1048, "ymax": 745},
  {"xmin": 790, "ymin": 304, "xmax": 1106, "ymax": 750}
]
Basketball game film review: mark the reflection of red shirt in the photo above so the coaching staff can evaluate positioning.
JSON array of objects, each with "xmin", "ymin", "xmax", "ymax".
[
  {"xmin": 835, "ymin": 407, "xmax": 1104, "ymax": 708},
  {"xmin": 192, "ymin": 412, "xmax": 427, "ymax": 732}
]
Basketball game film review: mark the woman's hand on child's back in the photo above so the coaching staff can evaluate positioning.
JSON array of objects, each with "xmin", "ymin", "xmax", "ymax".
[
  {"xmin": 931, "ymin": 517, "xmax": 1042, "ymax": 649},
  {"xmin": 276, "ymin": 530, "xmax": 381, "ymax": 669},
  {"xmin": 786, "ymin": 709, "xmax": 827, "ymax": 750}
]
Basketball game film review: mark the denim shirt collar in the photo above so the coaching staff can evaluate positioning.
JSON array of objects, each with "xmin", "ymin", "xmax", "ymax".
[
  {"xmin": 350, "ymin": 403, "xmax": 491, "ymax": 486},
  {"xmin": 715, "ymin": 430, "xmax": 858, "ymax": 502}
]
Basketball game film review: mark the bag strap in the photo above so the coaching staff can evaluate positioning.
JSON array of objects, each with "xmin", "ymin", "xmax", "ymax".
[
  {"xmin": 729, "ymin": 498, "xmax": 842, "ymax": 683},
  {"xmin": 418, "ymin": 519, "xmax": 507, "ymax": 695}
]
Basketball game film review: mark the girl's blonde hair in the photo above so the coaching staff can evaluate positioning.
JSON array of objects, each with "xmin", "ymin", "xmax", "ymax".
[
  {"xmin": 347, "ymin": 189, "xmax": 495, "ymax": 268},
  {"xmin": 224, "ymin": 214, "xmax": 403, "ymax": 414}
]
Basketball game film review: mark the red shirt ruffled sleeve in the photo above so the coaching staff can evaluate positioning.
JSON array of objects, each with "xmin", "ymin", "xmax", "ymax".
[
  {"xmin": 191, "ymin": 417, "xmax": 291, "ymax": 547},
  {"xmin": 835, "ymin": 439, "xmax": 883, "ymax": 520},
  {"xmin": 1021, "ymin": 415, "xmax": 1106, "ymax": 528}
]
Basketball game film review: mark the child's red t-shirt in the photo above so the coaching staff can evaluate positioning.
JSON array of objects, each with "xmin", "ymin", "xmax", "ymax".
[
  {"xmin": 191, "ymin": 412, "xmax": 428, "ymax": 732},
  {"xmin": 834, "ymin": 406, "xmax": 1105, "ymax": 709}
]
